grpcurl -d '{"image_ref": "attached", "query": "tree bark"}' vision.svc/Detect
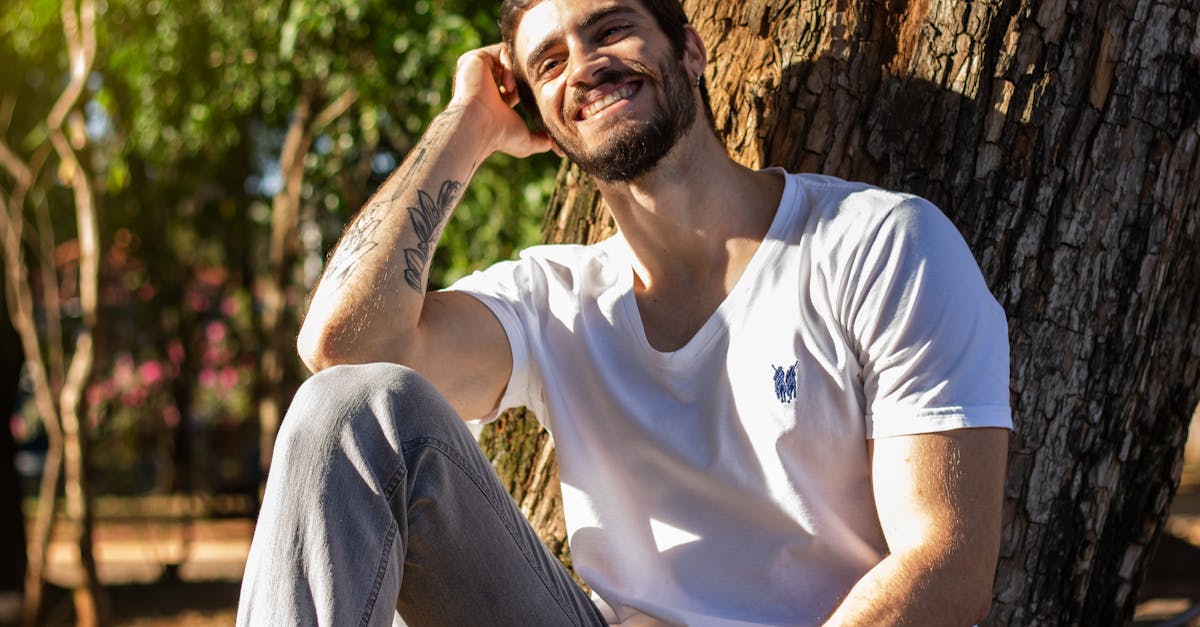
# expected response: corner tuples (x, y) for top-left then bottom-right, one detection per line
(480, 1), (1200, 624)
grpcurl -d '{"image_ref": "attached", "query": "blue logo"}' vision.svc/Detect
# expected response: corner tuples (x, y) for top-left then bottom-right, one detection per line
(772, 361), (798, 404)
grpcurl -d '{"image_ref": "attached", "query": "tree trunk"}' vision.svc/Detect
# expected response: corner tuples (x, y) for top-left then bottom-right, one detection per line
(256, 92), (314, 491)
(480, 1), (1200, 624)
(257, 87), (358, 489)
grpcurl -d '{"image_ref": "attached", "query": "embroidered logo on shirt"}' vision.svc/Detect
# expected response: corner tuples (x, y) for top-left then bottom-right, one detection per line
(772, 361), (799, 403)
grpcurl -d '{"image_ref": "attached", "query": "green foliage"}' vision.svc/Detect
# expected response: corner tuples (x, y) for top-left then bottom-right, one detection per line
(2, 0), (556, 493)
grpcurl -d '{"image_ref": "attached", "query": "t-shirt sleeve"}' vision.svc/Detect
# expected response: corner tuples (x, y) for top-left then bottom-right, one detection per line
(842, 197), (1013, 438)
(442, 259), (536, 422)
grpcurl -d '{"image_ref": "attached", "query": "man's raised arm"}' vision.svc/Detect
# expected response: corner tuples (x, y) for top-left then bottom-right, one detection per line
(298, 44), (550, 420)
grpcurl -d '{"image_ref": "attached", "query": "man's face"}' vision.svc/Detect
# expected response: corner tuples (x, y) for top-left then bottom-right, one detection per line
(511, 0), (697, 182)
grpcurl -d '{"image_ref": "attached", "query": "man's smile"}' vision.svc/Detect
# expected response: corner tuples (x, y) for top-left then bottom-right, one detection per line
(575, 80), (643, 121)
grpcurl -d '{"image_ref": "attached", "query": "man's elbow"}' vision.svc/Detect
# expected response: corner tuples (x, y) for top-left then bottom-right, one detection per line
(296, 319), (365, 374)
(296, 322), (335, 374)
(296, 317), (416, 374)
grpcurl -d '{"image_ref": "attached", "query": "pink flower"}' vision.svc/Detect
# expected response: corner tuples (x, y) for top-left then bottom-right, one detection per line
(10, 415), (25, 440)
(121, 387), (147, 407)
(199, 368), (217, 388)
(87, 384), (104, 406)
(206, 321), (227, 343)
(167, 340), (185, 366)
(218, 367), (239, 389)
(186, 291), (208, 312)
(114, 353), (135, 388)
(138, 361), (164, 386)
(220, 296), (238, 317)
(163, 406), (181, 427)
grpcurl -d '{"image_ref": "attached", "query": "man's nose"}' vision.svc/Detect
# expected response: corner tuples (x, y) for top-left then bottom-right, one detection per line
(566, 44), (613, 88)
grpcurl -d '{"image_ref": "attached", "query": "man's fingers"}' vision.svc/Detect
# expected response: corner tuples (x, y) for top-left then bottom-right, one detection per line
(456, 44), (523, 107)
(499, 47), (520, 100)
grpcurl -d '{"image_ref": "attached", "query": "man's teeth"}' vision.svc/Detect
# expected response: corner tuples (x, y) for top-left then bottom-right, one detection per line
(582, 85), (636, 119)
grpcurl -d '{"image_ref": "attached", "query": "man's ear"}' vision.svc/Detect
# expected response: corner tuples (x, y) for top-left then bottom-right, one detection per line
(682, 25), (707, 80)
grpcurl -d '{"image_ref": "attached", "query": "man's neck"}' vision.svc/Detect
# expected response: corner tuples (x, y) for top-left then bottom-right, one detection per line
(596, 129), (784, 291)
(592, 128), (786, 352)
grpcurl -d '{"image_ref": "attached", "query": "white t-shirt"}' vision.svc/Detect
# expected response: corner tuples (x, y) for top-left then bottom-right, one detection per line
(447, 170), (1012, 626)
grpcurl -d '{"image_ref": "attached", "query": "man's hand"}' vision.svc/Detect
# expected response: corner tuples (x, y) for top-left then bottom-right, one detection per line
(449, 44), (552, 159)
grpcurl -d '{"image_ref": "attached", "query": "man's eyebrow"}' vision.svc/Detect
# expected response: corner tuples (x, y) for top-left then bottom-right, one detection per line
(524, 6), (641, 73)
(578, 6), (639, 32)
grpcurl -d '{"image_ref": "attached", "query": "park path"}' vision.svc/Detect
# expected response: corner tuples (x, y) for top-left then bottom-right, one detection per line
(33, 471), (1200, 626)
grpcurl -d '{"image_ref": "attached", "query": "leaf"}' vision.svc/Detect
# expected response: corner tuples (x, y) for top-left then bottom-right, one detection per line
(403, 268), (423, 292)
(408, 206), (431, 242)
(404, 247), (426, 271)
(437, 179), (463, 210)
(417, 189), (439, 227)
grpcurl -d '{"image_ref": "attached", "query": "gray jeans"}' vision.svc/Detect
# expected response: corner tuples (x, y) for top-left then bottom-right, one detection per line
(236, 363), (607, 627)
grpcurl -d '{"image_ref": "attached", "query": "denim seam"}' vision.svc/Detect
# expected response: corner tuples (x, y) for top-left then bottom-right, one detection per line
(356, 457), (406, 627)
(401, 435), (591, 626)
(358, 522), (399, 627)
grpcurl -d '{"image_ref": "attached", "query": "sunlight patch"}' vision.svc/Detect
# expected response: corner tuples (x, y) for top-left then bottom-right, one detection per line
(650, 518), (701, 553)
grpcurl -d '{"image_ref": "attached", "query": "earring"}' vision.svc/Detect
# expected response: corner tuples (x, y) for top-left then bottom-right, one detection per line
(695, 74), (702, 88)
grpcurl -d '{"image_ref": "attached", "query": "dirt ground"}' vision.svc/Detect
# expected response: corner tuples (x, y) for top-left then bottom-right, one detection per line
(1132, 461), (1200, 626)
(17, 465), (1200, 627)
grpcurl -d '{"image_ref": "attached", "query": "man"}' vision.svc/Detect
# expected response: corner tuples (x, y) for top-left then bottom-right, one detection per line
(237, 0), (1012, 625)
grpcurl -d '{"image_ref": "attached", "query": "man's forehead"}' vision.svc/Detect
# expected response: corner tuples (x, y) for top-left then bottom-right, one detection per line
(513, 0), (650, 64)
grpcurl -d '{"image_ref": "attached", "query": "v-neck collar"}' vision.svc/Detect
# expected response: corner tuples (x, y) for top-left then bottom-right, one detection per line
(609, 169), (799, 370)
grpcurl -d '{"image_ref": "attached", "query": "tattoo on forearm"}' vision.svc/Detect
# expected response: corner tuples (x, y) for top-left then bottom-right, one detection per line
(322, 106), (470, 291)
(402, 178), (464, 292)
(327, 203), (384, 286)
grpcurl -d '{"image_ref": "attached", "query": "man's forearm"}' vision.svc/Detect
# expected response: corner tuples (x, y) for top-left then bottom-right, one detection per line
(822, 546), (994, 626)
(298, 105), (490, 370)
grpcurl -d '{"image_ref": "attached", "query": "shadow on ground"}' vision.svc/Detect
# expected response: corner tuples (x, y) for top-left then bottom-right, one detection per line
(41, 579), (240, 627)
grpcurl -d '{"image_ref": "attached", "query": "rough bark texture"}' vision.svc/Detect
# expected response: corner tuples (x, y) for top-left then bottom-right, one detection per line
(481, 1), (1200, 624)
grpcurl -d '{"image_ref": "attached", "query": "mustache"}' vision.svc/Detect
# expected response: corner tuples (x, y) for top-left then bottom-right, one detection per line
(564, 63), (656, 120)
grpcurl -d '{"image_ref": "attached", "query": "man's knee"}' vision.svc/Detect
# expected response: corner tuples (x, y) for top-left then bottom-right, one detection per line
(277, 363), (462, 460)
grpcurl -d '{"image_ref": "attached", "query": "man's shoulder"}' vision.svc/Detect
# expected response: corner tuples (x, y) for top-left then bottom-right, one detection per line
(464, 236), (625, 296)
(513, 235), (627, 272)
(782, 170), (920, 212)
(781, 170), (942, 236)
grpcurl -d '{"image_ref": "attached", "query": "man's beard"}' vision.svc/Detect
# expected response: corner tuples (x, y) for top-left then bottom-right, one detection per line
(550, 57), (697, 183)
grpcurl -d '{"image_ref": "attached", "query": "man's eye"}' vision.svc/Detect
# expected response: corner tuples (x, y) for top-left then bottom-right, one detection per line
(600, 24), (630, 42)
(539, 59), (563, 76)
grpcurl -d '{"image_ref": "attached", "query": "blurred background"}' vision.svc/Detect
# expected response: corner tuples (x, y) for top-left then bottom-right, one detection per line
(0, 0), (557, 624)
(4, 1), (1200, 626)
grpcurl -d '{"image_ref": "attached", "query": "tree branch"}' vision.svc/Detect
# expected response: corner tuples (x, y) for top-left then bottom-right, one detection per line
(312, 89), (359, 132)
(0, 137), (33, 190)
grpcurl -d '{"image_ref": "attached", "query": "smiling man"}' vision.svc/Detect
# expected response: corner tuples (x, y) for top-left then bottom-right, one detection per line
(236, 1), (1013, 625)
